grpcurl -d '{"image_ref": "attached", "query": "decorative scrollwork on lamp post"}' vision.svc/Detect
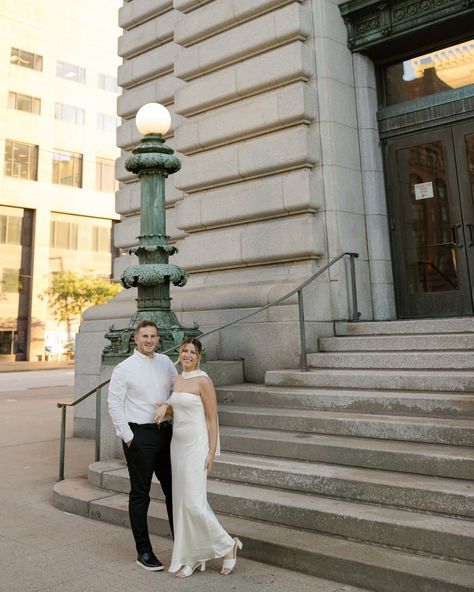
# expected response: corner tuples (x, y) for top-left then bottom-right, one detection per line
(103, 103), (200, 362)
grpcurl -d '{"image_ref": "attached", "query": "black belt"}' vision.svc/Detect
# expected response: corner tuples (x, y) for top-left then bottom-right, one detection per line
(129, 421), (172, 430)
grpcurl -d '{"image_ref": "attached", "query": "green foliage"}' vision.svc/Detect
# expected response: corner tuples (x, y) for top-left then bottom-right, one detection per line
(42, 271), (122, 322)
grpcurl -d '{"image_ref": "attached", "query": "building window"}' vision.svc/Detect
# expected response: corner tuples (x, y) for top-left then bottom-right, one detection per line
(55, 103), (85, 125)
(52, 150), (83, 187)
(10, 47), (43, 71)
(4, 140), (38, 180)
(92, 225), (111, 252)
(97, 113), (119, 132)
(0, 331), (17, 355)
(50, 220), (78, 250)
(96, 158), (116, 192)
(98, 73), (119, 92)
(0, 215), (22, 244)
(1, 269), (20, 293)
(56, 61), (85, 83)
(8, 91), (41, 114)
(382, 38), (474, 106)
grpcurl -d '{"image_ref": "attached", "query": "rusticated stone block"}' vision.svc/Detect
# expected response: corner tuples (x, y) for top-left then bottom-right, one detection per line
(175, 82), (317, 153)
(174, 213), (324, 272)
(174, 143), (240, 192)
(119, 0), (172, 29)
(117, 75), (185, 118)
(175, 225), (243, 270)
(175, 41), (312, 116)
(175, 0), (302, 47)
(238, 125), (319, 178)
(118, 10), (178, 59)
(241, 214), (325, 264)
(175, 125), (318, 193)
(175, 4), (310, 80)
(118, 43), (180, 89)
(175, 169), (321, 231)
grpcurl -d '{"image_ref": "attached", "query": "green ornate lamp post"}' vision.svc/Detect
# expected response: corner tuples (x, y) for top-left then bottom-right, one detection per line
(103, 103), (200, 362)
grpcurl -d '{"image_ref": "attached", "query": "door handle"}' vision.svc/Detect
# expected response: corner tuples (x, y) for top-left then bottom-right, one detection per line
(452, 224), (464, 248)
(466, 223), (474, 247)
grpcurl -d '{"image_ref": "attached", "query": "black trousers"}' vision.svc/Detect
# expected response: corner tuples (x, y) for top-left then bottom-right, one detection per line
(122, 423), (174, 554)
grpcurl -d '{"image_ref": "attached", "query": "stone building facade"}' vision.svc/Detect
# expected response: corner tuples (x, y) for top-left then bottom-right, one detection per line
(75, 0), (474, 429)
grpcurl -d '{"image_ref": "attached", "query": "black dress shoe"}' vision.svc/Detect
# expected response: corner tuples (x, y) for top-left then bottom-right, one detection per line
(136, 551), (164, 571)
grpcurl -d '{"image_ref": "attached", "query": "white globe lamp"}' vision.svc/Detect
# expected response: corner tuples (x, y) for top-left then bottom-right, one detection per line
(135, 102), (171, 135)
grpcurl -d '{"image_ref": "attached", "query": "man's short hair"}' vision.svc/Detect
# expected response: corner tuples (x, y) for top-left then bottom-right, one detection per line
(134, 320), (158, 335)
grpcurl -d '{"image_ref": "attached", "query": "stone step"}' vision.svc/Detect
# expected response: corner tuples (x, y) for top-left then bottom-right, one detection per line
(335, 318), (474, 336)
(217, 384), (474, 417)
(218, 404), (474, 446)
(209, 453), (474, 517)
(319, 334), (474, 352)
(87, 455), (474, 518)
(52, 476), (474, 592)
(266, 368), (474, 392)
(219, 426), (474, 479)
(86, 462), (474, 561)
(307, 351), (474, 370)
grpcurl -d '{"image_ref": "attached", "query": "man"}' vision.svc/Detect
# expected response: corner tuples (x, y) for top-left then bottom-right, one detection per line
(108, 320), (177, 571)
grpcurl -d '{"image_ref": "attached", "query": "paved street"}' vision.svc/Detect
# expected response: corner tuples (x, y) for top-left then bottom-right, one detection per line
(0, 368), (370, 592)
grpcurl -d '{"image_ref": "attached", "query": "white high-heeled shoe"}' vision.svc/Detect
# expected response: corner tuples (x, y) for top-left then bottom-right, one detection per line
(221, 537), (243, 575)
(175, 561), (206, 578)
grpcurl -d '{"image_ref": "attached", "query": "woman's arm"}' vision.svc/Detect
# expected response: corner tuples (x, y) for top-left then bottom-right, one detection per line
(154, 402), (173, 423)
(200, 377), (218, 472)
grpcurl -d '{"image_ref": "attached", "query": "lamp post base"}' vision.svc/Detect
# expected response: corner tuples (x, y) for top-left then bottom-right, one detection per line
(102, 311), (202, 364)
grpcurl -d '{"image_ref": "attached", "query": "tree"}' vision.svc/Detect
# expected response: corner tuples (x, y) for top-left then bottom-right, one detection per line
(42, 272), (122, 338)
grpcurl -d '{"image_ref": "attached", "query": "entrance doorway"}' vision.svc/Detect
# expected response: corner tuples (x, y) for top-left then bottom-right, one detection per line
(386, 121), (474, 318)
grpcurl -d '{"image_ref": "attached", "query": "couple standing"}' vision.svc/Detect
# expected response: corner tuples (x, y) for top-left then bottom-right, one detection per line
(107, 320), (242, 578)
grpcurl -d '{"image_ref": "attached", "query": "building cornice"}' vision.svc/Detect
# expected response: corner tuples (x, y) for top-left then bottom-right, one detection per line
(339, 0), (474, 55)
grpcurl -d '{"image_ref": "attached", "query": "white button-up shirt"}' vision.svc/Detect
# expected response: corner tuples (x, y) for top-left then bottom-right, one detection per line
(107, 349), (178, 443)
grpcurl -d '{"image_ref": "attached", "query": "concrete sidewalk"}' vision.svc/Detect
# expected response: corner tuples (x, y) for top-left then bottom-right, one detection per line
(0, 381), (370, 592)
(0, 360), (74, 373)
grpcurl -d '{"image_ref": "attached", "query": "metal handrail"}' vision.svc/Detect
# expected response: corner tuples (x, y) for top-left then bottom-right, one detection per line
(57, 251), (359, 480)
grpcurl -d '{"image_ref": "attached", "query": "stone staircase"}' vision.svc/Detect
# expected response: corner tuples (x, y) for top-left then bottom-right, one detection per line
(53, 318), (474, 591)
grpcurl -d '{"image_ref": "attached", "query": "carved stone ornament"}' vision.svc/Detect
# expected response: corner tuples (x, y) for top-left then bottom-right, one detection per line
(339, 0), (473, 54)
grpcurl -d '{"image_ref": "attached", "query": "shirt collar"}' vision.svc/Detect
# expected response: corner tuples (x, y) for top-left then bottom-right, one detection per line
(133, 348), (156, 361)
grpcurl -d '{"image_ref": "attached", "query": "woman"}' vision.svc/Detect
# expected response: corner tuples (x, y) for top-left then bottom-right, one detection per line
(155, 337), (242, 578)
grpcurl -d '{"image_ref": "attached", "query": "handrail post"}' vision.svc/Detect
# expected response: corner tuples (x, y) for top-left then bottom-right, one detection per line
(297, 289), (308, 371)
(95, 387), (101, 462)
(349, 254), (360, 321)
(58, 405), (66, 481)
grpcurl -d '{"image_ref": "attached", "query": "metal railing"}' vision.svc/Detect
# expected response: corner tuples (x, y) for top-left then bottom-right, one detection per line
(57, 251), (359, 480)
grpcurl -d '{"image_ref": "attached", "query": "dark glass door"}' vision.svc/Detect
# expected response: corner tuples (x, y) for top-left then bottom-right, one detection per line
(386, 121), (474, 317)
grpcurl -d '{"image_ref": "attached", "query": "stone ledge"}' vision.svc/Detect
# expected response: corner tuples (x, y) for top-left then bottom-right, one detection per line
(174, 0), (213, 14)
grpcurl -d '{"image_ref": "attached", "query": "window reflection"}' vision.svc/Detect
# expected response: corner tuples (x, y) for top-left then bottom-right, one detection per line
(397, 142), (458, 293)
(384, 39), (474, 105)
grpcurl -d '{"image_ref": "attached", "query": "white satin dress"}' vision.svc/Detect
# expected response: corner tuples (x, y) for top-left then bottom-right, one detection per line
(168, 371), (234, 573)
